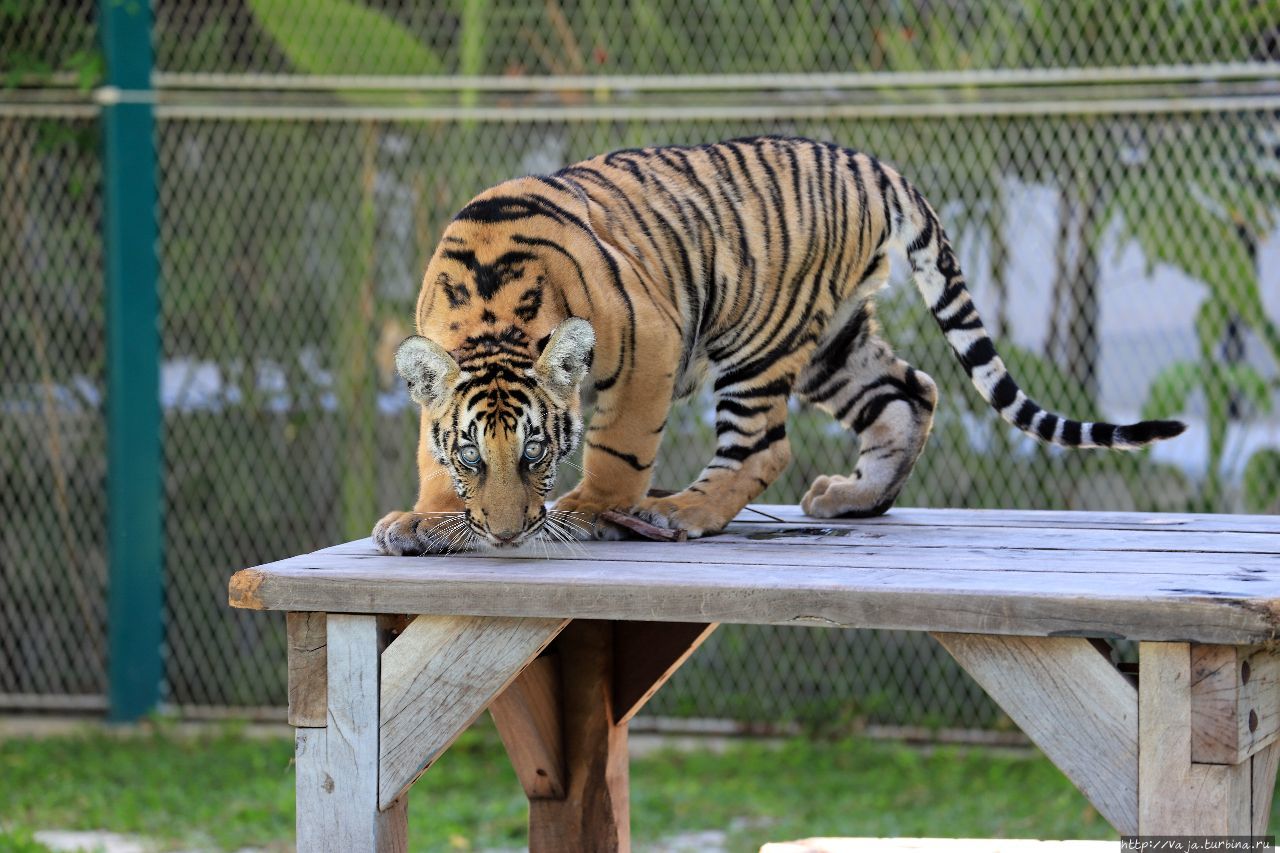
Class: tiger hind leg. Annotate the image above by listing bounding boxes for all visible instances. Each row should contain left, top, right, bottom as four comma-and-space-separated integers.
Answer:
796, 306, 938, 518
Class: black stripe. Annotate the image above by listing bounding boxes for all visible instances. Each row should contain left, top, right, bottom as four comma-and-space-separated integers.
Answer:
587, 442, 651, 471
990, 375, 1018, 410
906, 211, 935, 254
940, 304, 980, 333
932, 279, 966, 315
1091, 423, 1115, 447
831, 375, 931, 423
800, 303, 870, 395
1035, 413, 1059, 441
718, 377, 792, 400
1013, 399, 1038, 429
715, 420, 749, 437
454, 195, 564, 225
716, 424, 787, 463
805, 377, 848, 405
852, 393, 905, 433
717, 399, 771, 419
961, 337, 997, 374
1062, 419, 1083, 445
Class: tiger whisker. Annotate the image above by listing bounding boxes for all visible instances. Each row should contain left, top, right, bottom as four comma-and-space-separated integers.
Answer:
558, 459, 600, 483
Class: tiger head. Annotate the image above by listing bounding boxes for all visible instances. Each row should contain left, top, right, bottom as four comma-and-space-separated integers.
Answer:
394, 317, 595, 549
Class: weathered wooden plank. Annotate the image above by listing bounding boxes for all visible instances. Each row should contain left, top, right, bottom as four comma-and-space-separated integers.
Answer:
287, 612, 328, 727
1138, 642, 1253, 835
1191, 644, 1280, 765
613, 622, 717, 725
732, 504, 1280, 535
295, 614, 407, 853
934, 633, 1138, 835
233, 543, 1280, 592
490, 653, 565, 799
378, 614, 566, 810
715, 524, 1280, 555
528, 620, 629, 852
228, 557, 1280, 645
297, 536, 1280, 571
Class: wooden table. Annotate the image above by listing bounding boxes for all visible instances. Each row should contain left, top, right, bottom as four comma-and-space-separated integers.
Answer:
228, 506, 1280, 852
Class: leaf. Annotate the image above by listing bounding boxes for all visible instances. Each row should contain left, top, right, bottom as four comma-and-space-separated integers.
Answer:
1194, 297, 1230, 356
246, 0, 441, 76
1243, 449, 1280, 513
1142, 361, 1200, 421
1219, 364, 1274, 415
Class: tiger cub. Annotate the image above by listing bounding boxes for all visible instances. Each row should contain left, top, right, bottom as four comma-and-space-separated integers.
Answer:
374, 136, 1183, 554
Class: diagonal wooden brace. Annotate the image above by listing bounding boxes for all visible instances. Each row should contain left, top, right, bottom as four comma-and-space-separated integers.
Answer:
378, 614, 568, 810
934, 632, 1139, 835
936, 633, 1280, 838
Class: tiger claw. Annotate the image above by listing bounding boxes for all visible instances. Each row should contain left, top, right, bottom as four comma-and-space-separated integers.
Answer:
372, 510, 474, 556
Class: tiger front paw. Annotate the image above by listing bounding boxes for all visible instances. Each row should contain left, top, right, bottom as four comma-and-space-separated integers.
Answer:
631, 493, 731, 539
550, 491, 630, 541
372, 510, 474, 556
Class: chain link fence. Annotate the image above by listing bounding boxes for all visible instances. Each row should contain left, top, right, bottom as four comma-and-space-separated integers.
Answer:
4, 1, 1280, 731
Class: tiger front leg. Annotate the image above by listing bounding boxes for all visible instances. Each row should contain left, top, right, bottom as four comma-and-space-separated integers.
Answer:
553, 366, 676, 540
373, 414, 469, 556
633, 383, 793, 538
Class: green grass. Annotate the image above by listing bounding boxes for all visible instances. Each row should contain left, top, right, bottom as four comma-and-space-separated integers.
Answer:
0, 719, 1180, 851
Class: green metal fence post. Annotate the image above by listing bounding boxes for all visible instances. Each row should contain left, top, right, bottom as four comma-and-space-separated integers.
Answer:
101, 0, 162, 722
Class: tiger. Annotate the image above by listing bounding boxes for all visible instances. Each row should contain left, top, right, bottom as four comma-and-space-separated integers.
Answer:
373, 136, 1185, 555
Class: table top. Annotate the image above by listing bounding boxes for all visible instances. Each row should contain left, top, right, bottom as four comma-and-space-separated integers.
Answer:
228, 505, 1280, 645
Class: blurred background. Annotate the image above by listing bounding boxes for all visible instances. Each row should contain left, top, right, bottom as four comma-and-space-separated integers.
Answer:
3, 0, 1280, 740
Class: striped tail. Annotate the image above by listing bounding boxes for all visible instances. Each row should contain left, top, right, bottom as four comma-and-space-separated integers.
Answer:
899, 188, 1185, 450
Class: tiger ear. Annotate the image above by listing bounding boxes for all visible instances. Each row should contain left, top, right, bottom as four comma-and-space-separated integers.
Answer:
534, 318, 595, 404
395, 335, 461, 409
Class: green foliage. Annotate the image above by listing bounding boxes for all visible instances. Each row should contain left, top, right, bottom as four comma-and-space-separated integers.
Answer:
246, 0, 441, 76
1102, 78, 1280, 514
1144, 362, 1272, 425
0, 827, 54, 853
1244, 449, 1280, 514
0, 0, 100, 89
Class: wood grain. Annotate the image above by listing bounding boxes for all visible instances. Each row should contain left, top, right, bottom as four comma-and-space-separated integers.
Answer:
1138, 642, 1253, 835
490, 654, 565, 799
295, 614, 407, 853
1252, 741, 1280, 835
934, 633, 1138, 835
378, 614, 566, 810
528, 620, 629, 852
613, 622, 717, 725
228, 533, 1280, 645
731, 504, 1280, 534
1191, 644, 1280, 765
287, 612, 327, 727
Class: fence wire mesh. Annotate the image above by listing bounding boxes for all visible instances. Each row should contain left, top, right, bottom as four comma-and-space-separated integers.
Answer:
3, 1, 1280, 732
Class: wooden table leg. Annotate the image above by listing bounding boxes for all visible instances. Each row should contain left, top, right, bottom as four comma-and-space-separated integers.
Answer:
491, 620, 716, 852
1138, 641, 1279, 835
528, 620, 630, 852
294, 613, 407, 853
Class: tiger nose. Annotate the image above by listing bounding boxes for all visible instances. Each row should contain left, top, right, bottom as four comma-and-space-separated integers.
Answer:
490, 525, 522, 543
